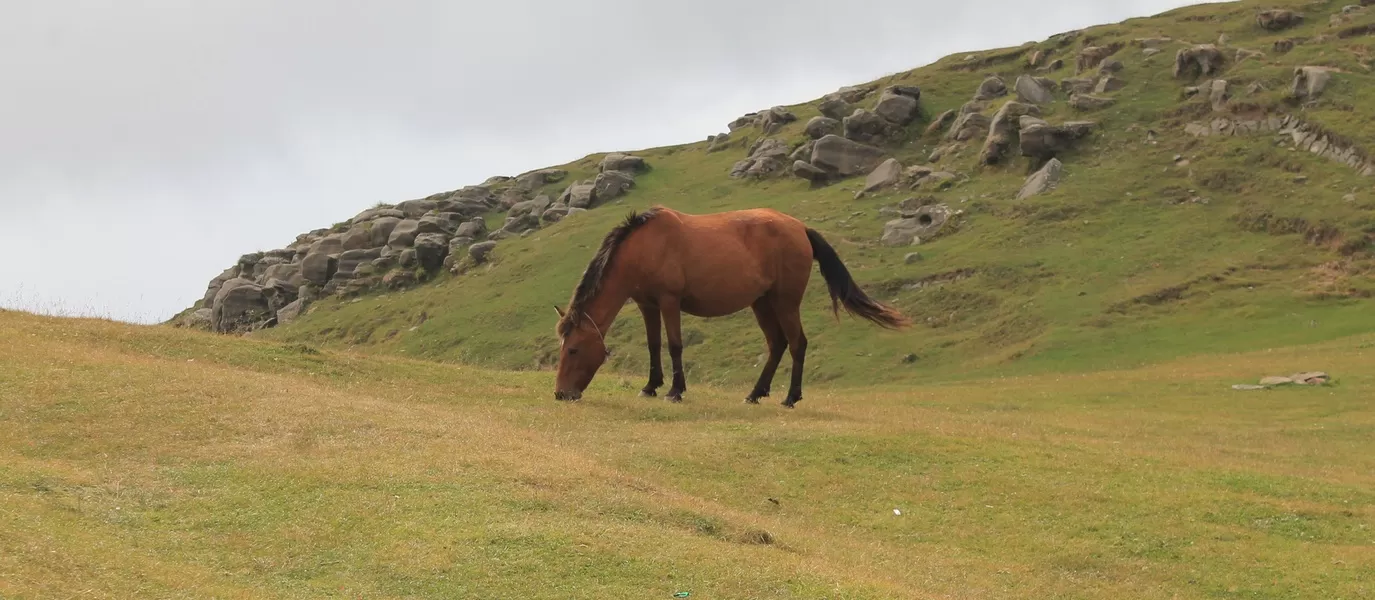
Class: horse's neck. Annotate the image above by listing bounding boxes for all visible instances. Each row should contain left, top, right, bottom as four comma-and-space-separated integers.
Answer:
584, 275, 632, 332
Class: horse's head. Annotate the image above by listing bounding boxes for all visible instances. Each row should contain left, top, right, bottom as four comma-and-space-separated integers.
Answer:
552, 306, 610, 401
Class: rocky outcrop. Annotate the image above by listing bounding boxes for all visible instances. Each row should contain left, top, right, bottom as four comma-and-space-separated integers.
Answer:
873, 86, 921, 126
1256, 9, 1303, 31
1291, 66, 1333, 101
861, 159, 903, 195
731, 138, 793, 179
599, 153, 648, 174
881, 204, 953, 246
1014, 75, 1055, 105
843, 109, 900, 146
806, 117, 841, 140
818, 98, 853, 120
1174, 45, 1225, 79
1183, 114, 1375, 177
211, 278, 271, 333
1017, 158, 1064, 200
729, 106, 798, 133
975, 76, 1008, 101
979, 101, 1041, 166
805, 135, 890, 179
1018, 118, 1095, 162
1076, 44, 1122, 73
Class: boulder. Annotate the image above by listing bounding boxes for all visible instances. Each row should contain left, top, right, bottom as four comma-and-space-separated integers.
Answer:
1038, 58, 1066, 72
947, 112, 991, 141
469, 241, 498, 264
340, 226, 372, 251
455, 218, 488, 240
182, 308, 214, 329
874, 90, 920, 125
1017, 158, 1064, 200
818, 98, 853, 120
541, 206, 570, 223
706, 133, 732, 153
790, 140, 816, 162
394, 199, 439, 218
862, 159, 903, 194
979, 101, 1041, 166
1076, 45, 1119, 73
414, 233, 449, 272
1291, 66, 1332, 101
758, 106, 798, 133
1060, 78, 1097, 94
261, 279, 298, 315
276, 299, 307, 325
201, 266, 240, 308
211, 278, 270, 333
1014, 75, 1055, 105
309, 234, 345, 257
975, 76, 1008, 100
387, 219, 421, 250
515, 168, 568, 191
1174, 45, 1225, 79
335, 248, 382, 280
1256, 9, 1303, 31
1208, 79, 1230, 111
496, 187, 528, 210
1099, 59, 1124, 74
806, 116, 842, 140
731, 138, 792, 180
501, 213, 542, 235
791, 160, 829, 183
564, 182, 596, 209
843, 109, 898, 146
418, 215, 457, 235
261, 263, 304, 289
825, 84, 876, 104
509, 195, 553, 220
599, 153, 648, 174
301, 252, 338, 285
352, 206, 404, 222
1274, 39, 1295, 53
382, 269, 417, 290
880, 204, 952, 246
924, 110, 957, 137
1019, 119, 1095, 161
398, 248, 417, 268
369, 217, 401, 247
1094, 76, 1127, 93
810, 135, 890, 178
1143, 48, 1163, 57
1069, 93, 1115, 110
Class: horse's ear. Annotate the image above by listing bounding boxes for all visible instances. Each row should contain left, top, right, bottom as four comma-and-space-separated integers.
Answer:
553, 305, 565, 319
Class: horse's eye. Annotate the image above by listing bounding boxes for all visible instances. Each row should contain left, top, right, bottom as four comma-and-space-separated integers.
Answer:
569, 348, 579, 355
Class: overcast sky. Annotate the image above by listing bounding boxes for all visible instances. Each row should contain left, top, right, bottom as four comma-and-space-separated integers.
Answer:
0, 0, 1208, 323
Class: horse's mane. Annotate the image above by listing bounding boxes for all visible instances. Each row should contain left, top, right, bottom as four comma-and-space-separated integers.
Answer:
558, 206, 663, 337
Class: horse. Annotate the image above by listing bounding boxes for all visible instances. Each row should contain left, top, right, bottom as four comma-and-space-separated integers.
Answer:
552, 205, 910, 407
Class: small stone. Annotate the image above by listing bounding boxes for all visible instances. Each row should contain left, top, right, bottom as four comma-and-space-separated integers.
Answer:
1259, 376, 1294, 386
1232, 384, 1267, 391
904, 252, 923, 264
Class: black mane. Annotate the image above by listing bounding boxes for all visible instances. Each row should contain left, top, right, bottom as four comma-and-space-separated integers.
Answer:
558, 206, 662, 337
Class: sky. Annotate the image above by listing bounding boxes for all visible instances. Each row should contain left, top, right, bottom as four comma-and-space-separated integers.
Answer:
0, 0, 1211, 324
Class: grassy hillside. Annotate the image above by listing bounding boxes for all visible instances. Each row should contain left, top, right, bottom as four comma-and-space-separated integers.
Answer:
3, 309, 1373, 598
242, 0, 1375, 391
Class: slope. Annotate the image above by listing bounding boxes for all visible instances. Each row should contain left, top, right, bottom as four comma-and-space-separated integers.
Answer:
4, 309, 1375, 598
192, 0, 1375, 390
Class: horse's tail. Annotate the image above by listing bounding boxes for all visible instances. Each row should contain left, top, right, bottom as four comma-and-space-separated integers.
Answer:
805, 228, 911, 330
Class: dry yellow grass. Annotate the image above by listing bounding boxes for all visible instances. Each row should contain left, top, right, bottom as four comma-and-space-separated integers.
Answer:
1, 308, 1372, 598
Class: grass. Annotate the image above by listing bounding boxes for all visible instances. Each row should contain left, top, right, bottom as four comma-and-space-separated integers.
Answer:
3, 308, 1373, 598
229, 0, 1375, 391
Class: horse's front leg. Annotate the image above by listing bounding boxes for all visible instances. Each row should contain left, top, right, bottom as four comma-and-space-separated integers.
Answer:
636, 301, 664, 397
660, 297, 687, 403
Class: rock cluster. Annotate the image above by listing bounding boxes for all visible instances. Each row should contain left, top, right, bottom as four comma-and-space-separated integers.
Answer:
1183, 113, 1375, 176
784, 85, 921, 184
184, 155, 649, 334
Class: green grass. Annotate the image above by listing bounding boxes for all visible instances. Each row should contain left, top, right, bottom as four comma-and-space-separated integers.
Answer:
4, 308, 1374, 598
227, 0, 1375, 392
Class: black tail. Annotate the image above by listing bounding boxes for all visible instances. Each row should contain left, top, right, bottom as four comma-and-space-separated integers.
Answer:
805, 228, 911, 330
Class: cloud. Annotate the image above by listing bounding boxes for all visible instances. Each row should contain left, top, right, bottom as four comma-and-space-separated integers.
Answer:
0, 0, 1206, 323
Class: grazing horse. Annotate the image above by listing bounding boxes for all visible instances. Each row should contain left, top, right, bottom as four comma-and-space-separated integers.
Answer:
553, 205, 909, 407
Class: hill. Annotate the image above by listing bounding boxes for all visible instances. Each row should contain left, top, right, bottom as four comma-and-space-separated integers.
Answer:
175, 0, 1375, 392
4, 308, 1373, 598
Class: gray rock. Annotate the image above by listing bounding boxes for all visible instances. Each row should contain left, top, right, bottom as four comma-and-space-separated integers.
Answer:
947, 112, 990, 142
414, 233, 449, 271
1014, 75, 1055, 105
874, 90, 919, 125
975, 76, 1008, 100
862, 158, 903, 194
593, 170, 636, 203
979, 101, 1041, 165
182, 308, 214, 329
261, 263, 304, 289
275, 298, 307, 325
309, 234, 345, 257
810, 135, 890, 178
1208, 79, 1230, 111
731, 138, 792, 180
340, 226, 372, 251
352, 206, 404, 222
1291, 66, 1332, 101
1098, 59, 1124, 74
398, 248, 416, 268
468, 241, 498, 263
1019, 119, 1095, 161
805, 116, 841, 140
211, 278, 270, 333
1017, 158, 1064, 200
515, 168, 568, 191
599, 153, 648, 174
541, 206, 571, 223
1095, 75, 1127, 94
369, 217, 401, 248
565, 182, 596, 209
790, 140, 816, 162
1174, 45, 1224, 79
1256, 9, 1303, 31
818, 98, 853, 120
455, 218, 488, 240
387, 219, 421, 250
301, 252, 338, 285
904, 252, 923, 264
394, 199, 439, 218
843, 109, 897, 146
1060, 78, 1097, 95
201, 266, 240, 308
706, 133, 732, 153
418, 215, 457, 235
792, 160, 829, 183
1069, 93, 1115, 110
881, 205, 952, 246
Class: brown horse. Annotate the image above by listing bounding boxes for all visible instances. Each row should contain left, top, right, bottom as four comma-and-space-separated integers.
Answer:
553, 205, 909, 407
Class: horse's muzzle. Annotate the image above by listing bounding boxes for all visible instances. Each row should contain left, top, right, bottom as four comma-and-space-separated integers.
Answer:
554, 390, 582, 402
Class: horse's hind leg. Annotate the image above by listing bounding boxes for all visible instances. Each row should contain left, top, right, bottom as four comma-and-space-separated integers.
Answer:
774, 303, 809, 408
636, 301, 664, 397
660, 297, 687, 403
746, 297, 787, 404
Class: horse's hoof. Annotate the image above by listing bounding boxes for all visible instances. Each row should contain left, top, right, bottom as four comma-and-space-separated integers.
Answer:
666, 391, 684, 403
640, 390, 657, 398
782, 397, 800, 408
744, 397, 761, 405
